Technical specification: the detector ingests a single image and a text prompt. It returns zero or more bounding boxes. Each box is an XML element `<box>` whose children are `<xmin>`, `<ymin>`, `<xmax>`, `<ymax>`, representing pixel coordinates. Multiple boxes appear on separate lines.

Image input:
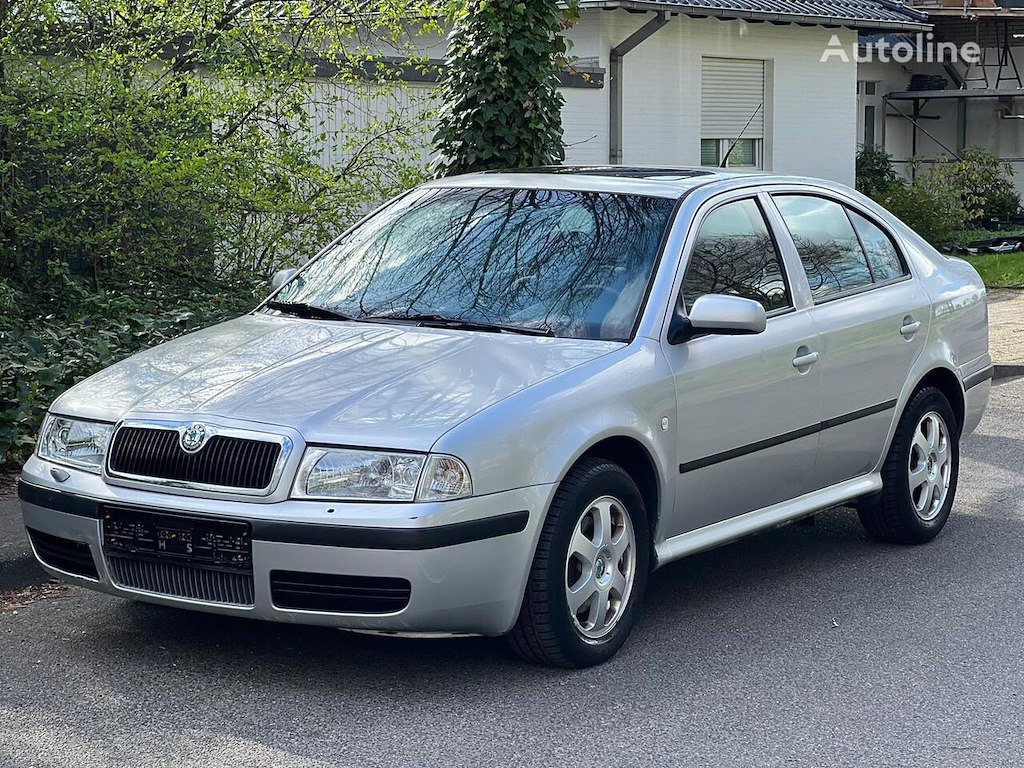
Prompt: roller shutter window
<box><xmin>701</xmin><ymin>57</ymin><xmax>765</xmax><ymax>169</ymax></box>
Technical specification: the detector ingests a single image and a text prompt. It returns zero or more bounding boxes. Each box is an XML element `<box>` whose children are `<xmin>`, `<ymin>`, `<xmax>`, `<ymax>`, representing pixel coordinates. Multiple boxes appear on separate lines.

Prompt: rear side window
<box><xmin>773</xmin><ymin>195</ymin><xmax>873</xmax><ymax>299</ymax></box>
<box><xmin>682</xmin><ymin>198</ymin><xmax>791</xmax><ymax>313</ymax></box>
<box><xmin>848</xmin><ymin>210</ymin><xmax>906</xmax><ymax>282</ymax></box>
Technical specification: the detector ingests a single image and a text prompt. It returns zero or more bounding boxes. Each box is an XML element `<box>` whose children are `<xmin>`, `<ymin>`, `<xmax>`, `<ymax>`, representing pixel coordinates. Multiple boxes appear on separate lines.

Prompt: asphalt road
<box><xmin>0</xmin><ymin>482</ymin><xmax>43</xmax><ymax>593</ymax></box>
<box><xmin>1</xmin><ymin>378</ymin><xmax>1023</xmax><ymax>767</ymax></box>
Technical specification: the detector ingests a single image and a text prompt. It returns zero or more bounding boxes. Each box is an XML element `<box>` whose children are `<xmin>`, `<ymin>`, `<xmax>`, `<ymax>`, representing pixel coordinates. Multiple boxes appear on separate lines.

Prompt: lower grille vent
<box><xmin>107</xmin><ymin>556</ymin><xmax>255</xmax><ymax>606</ymax></box>
<box><xmin>270</xmin><ymin>570</ymin><xmax>410</xmax><ymax>614</ymax></box>
<box><xmin>28</xmin><ymin>529</ymin><xmax>99</xmax><ymax>579</ymax></box>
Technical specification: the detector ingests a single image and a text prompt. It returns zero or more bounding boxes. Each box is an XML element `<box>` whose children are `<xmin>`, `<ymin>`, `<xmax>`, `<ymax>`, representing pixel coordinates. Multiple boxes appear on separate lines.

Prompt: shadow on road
<box><xmin>62</xmin><ymin>501</ymin><xmax>1021</xmax><ymax>688</ymax></box>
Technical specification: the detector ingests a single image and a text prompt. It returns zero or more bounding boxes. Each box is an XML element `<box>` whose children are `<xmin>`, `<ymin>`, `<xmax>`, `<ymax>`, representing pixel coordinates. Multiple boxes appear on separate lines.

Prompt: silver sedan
<box><xmin>19</xmin><ymin>168</ymin><xmax>991</xmax><ymax>667</ymax></box>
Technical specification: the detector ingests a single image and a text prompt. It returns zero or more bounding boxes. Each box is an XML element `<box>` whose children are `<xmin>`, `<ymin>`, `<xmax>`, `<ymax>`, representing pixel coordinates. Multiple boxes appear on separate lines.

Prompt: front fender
<box><xmin>430</xmin><ymin>338</ymin><xmax>677</xmax><ymax>529</ymax></box>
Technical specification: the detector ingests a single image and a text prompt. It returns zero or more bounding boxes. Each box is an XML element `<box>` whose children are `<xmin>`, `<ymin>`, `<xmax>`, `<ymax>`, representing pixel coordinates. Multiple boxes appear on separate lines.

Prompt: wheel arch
<box><xmin>912</xmin><ymin>366</ymin><xmax>965</xmax><ymax>434</ymax></box>
<box><xmin>569</xmin><ymin>436</ymin><xmax>662</xmax><ymax>561</ymax></box>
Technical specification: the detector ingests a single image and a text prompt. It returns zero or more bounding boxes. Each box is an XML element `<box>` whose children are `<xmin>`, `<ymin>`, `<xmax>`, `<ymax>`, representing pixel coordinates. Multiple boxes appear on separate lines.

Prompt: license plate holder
<box><xmin>101</xmin><ymin>506</ymin><xmax>252</xmax><ymax>572</ymax></box>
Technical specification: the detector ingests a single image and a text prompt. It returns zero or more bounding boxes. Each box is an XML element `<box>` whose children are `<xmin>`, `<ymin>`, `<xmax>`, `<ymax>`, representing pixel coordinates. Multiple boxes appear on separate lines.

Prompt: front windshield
<box><xmin>274</xmin><ymin>186</ymin><xmax>675</xmax><ymax>341</ymax></box>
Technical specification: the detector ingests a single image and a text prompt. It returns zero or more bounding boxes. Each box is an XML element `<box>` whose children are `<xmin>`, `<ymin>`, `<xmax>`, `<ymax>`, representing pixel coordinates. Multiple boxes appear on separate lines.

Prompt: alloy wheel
<box><xmin>908</xmin><ymin>410</ymin><xmax>953</xmax><ymax>522</ymax></box>
<box><xmin>564</xmin><ymin>495</ymin><xmax>636</xmax><ymax>640</ymax></box>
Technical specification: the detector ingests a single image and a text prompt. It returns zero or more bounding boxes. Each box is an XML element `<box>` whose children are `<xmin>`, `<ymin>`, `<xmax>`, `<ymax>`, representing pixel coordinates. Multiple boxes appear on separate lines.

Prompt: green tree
<box><xmin>432</xmin><ymin>0</ymin><xmax>577</xmax><ymax>176</ymax></box>
<box><xmin>0</xmin><ymin>0</ymin><xmax>434</xmax><ymax>292</ymax></box>
<box><xmin>929</xmin><ymin>148</ymin><xmax>1022</xmax><ymax>224</ymax></box>
<box><xmin>0</xmin><ymin>0</ymin><xmax>439</xmax><ymax>465</ymax></box>
<box><xmin>855</xmin><ymin>145</ymin><xmax>899</xmax><ymax>198</ymax></box>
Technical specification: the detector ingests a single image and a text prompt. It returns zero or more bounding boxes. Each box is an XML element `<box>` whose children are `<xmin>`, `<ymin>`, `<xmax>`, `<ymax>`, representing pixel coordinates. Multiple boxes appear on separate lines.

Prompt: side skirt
<box><xmin>654</xmin><ymin>475</ymin><xmax>882</xmax><ymax>568</ymax></box>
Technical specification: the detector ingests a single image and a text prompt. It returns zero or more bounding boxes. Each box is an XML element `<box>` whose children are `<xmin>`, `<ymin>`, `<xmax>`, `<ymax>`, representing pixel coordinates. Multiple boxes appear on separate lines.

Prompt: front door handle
<box><xmin>900</xmin><ymin>316</ymin><xmax>921</xmax><ymax>338</ymax></box>
<box><xmin>792</xmin><ymin>350</ymin><xmax>819</xmax><ymax>368</ymax></box>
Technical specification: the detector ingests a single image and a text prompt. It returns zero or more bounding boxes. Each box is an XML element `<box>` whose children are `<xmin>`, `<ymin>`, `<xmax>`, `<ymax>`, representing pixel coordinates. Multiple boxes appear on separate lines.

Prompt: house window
<box><xmin>857</xmin><ymin>81</ymin><xmax>883</xmax><ymax>149</ymax></box>
<box><xmin>701</xmin><ymin>57</ymin><xmax>766</xmax><ymax>169</ymax></box>
<box><xmin>700</xmin><ymin>138</ymin><xmax>761</xmax><ymax>168</ymax></box>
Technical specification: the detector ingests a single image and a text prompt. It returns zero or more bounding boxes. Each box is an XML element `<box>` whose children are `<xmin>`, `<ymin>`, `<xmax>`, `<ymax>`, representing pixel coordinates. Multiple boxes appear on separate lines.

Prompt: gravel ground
<box><xmin>0</xmin><ymin>378</ymin><xmax>1022</xmax><ymax>768</ymax></box>
<box><xmin>987</xmin><ymin>288</ymin><xmax>1024</xmax><ymax>366</ymax></box>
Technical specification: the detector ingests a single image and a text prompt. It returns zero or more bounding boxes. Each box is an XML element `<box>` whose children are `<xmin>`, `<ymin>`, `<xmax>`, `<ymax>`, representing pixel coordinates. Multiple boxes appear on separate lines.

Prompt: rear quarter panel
<box><xmin>857</xmin><ymin>200</ymin><xmax>990</xmax><ymax>449</ymax></box>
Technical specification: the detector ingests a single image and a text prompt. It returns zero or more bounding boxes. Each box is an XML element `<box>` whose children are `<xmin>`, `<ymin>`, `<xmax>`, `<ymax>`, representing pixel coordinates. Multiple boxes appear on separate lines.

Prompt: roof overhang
<box><xmin>578</xmin><ymin>0</ymin><xmax>933</xmax><ymax>32</ymax></box>
<box><xmin>916</xmin><ymin>7</ymin><xmax>1024</xmax><ymax>18</ymax></box>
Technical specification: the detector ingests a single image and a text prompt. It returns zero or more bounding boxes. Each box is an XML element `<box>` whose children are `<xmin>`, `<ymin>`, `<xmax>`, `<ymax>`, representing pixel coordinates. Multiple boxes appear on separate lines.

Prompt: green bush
<box><xmin>874</xmin><ymin>149</ymin><xmax>1023</xmax><ymax>249</ymax></box>
<box><xmin>0</xmin><ymin>265</ymin><xmax>259</xmax><ymax>467</ymax></box>
<box><xmin>876</xmin><ymin>175</ymin><xmax>968</xmax><ymax>251</ymax></box>
<box><xmin>928</xmin><ymin>148</ymin><xmax>1022</xmax><ymax>224</ymax></box>
<box><xmin>856</xmin><ymin>145</ymin><xmax>899</xmax><ymax>198</ymax></box>
<box><xmin>1</xmin><ymin>0</ymin><xmax>434</xmax><ymax>290</ymax></box>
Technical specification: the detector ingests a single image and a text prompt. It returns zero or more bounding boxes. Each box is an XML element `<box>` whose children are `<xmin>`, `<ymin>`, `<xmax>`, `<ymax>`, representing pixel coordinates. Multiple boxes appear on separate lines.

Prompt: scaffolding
<box><xmin>882</xmin><ymin>2</ymin><xmax>1024</xmax><ymax>175</ymax></box>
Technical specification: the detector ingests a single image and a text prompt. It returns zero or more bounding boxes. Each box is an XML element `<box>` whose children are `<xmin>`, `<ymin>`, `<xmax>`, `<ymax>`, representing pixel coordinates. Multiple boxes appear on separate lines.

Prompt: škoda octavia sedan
<box><xmin>20</xmin><ymin>168</ymin><xmax>991</xmax><ymax>667</ymax></box>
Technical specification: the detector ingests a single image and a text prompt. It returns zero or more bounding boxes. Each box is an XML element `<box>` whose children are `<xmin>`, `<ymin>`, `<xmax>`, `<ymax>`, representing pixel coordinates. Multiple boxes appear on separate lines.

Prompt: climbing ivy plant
<box><xmin>432</xmin><ymin>0</ymin><xmax>578</xmax><ymax>175</ymax></box>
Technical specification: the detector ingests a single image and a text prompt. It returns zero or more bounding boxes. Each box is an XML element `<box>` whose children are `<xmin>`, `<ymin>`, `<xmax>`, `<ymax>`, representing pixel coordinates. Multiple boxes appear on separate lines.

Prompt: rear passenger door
<box><xmin>766</xmin><ymin>192</ymin><xmax>931</xmax><ymax>487</ymax></box>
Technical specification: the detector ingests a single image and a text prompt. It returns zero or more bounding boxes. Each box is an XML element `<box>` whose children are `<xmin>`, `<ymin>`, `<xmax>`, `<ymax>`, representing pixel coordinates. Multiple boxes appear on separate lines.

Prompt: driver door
<box><xmin>660</xmin><ymin>195</ymin><xmax>822</xmax><ymax>538</ymax></box>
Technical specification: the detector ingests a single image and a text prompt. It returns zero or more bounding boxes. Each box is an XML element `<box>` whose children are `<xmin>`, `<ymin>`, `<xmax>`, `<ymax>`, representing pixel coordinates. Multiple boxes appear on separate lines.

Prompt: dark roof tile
<box><xmin>581</xmin><ymin>0</ymin><xmax>930</xmax><ymax>31</ymax></box>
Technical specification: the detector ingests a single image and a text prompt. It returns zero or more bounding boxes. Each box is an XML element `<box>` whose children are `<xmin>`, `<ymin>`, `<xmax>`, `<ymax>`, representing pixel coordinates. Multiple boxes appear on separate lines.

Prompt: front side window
<box><xmin>275</xmin><ymin>187</ymin><xmax>676</xmax><ymax>341</ymax></box>
<box><xmin>682</xmin><ymin>198</ymin><xmax>791</xmax><ymax>313</ymax></box>
<box><xmin>773</xmin><ymin>195</ymin><xmax>874</xmax><ymax>300</ymax></box>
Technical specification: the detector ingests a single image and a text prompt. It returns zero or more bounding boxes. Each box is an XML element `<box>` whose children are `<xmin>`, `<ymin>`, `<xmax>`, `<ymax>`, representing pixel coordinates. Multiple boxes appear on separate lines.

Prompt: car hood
<box><xmin>52</xmin><ymin>314</ymin><xmax>622</xmax><ymax>450</ymax></box>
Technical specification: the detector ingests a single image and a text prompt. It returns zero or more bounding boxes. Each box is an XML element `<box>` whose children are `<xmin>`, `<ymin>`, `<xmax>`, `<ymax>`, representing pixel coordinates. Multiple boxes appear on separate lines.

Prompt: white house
<box><xmin>553</xmin><ymin>0</ymin><xmax>928</xmax><ymax>185</ymax></box>
<box><xmin>316</xmin><ymin>0</ymin><xmax>929</xmax><ymax>187</ymax></box>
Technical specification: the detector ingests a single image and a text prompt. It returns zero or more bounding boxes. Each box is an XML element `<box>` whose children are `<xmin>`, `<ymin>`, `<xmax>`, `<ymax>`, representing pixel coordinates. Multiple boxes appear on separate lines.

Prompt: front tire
<box><xmin>507</xmin><ymin>458</ymin><xmax>650</xmax><ymax>668</ymax></box>
<box><xmin>858</xmin><ymin>386</ymin><xmax>959</xmax><ymax>545</ymax></box>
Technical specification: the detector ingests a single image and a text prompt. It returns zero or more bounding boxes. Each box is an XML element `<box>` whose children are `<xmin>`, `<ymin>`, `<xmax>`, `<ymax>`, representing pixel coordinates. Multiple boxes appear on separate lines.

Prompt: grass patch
<box><xmin>961</xmin><ymin>250</ymin><xmax>1024</xmax><ymax>287</ymax></box>
<box><xmin>947</xmin><ymin>226</ymin><xmax>1024</xmax><ymax>287</ymax></box>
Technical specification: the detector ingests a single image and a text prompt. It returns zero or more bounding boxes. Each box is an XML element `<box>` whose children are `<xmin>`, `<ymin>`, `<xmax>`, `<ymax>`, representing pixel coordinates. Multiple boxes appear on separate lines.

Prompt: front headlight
<box><xmin>292</xmin><ymin>448</ymin><xmax>472</xmax><ymax>502</ymax></box>
<box><xmin>37</xmin><ymin>414</ymin><xmax>114</xmax><ymax>473</ymax></box>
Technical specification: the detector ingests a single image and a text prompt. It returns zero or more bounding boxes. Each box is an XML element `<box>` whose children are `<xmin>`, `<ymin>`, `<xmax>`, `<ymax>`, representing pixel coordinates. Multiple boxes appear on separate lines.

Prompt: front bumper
<box><xmin>19</xmin><ymin>456</ymin><xmax>553</xmax><ymax>636</ymax></box>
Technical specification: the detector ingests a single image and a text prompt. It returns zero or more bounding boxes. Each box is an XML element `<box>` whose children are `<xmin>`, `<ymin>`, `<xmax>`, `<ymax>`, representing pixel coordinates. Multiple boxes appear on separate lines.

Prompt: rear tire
<box><xmin>857</xmin><ymin>386</ymin><xmax>959</xmax><ymax>545</ymax></box>
<box><xmin>507</xmin><ymin>458</ymin><xmax>650</xmax><ymax>668</ymax></box>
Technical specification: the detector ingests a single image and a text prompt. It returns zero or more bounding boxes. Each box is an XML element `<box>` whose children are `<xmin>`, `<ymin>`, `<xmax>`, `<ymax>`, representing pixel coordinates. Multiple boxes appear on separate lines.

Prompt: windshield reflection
<box><xmin>275</xmin><ymin>187</ymin><xmax>675</xmax><ymax>341</ymax></box>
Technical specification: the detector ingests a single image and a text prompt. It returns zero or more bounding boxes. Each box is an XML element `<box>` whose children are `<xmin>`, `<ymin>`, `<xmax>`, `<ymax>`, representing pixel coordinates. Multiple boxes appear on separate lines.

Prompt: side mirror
<box><xmin>667</xmin><ymin>294</ymin><xmax>767</xmax><ymax>345</ymax></box>
<box><xmin>271</xmin><ymin>268</ymin><xmax>298</xmax><ymax>292</ymax></box>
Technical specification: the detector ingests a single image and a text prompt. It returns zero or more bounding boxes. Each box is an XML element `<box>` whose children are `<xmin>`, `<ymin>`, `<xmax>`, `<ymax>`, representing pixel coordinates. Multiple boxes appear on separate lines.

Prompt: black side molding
<box><xmin>18</xmin><ymin>479</ymin><xmax>529</xmax><ymax>550</ymax></box>
<box><xmin>964</xmin><ymin>366</ymin><xmax>994</xmax><ymax>391</ymax></box>
<box><xmin>680</xmin><ymin>399</ymin><xmax>898</xmax><ymax>474</ymax></box>
<box><xmin>679</xmin><ymin>423</ymin><xmax>820</xmax><ymax>474</ymax></box>
<box><xmin>821</xmin><ymin>399</ymin><xmax>898</xmax><ymax>430</ymax></box>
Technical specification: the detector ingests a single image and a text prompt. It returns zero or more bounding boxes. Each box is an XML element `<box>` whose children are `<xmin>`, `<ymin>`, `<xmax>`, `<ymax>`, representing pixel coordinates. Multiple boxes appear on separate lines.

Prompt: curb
<box><xmin>994</xmin><ymin>364</ymin><xmax>1024</xmax><ymax>381</ymax></box>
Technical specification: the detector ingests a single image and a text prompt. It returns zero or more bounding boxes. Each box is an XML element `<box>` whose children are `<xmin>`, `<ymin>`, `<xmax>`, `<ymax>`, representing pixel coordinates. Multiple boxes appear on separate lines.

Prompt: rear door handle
<box><xmin>900</xmin><ymin>317</ymin><xmax>921</xmax><ymax>337</ymax></box>
<box><xmin>792</xmin><ymin>351</ymin><xmax>819</xmax><ymax>368</ymax></box>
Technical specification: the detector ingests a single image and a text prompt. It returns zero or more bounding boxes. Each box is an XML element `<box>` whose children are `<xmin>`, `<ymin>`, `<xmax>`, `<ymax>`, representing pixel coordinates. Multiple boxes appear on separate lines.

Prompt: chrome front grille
<box><xmin>106</xmin><ymin>555</ymin><xmax>255</xmax><ymax>606</ymax></box>
<box><xmin>107</xmin><ymin>423</ymin><xmax>284</xmax><ymax>492</ymax></box>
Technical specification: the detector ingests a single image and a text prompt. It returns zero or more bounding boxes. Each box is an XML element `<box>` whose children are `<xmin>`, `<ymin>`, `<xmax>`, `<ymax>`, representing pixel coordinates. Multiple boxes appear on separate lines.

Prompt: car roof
<box><xmin>423</xmin><ymin>166</ymin><xmax>837</xmax><ymax>199</ymax></box>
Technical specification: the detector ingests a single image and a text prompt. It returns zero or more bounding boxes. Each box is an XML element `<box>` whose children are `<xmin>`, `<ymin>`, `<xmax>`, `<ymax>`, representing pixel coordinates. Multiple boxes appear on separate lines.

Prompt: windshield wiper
<box><xmin>367</xmin><ymin>313</ymin><xmax>555</xmax><ymax>337</ymax></box>
<box><xmin>264</xmin><ymin>300</ymin><xmax>356</xmax><ymax>321</ymax></box>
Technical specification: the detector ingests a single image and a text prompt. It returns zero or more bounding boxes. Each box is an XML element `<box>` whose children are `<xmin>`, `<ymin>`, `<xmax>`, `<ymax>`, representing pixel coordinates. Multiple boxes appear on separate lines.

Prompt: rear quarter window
<box><xmin>848</xmin><ymin>209</ymin><xmax>907</xmax><ymax>282</ymax></box>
